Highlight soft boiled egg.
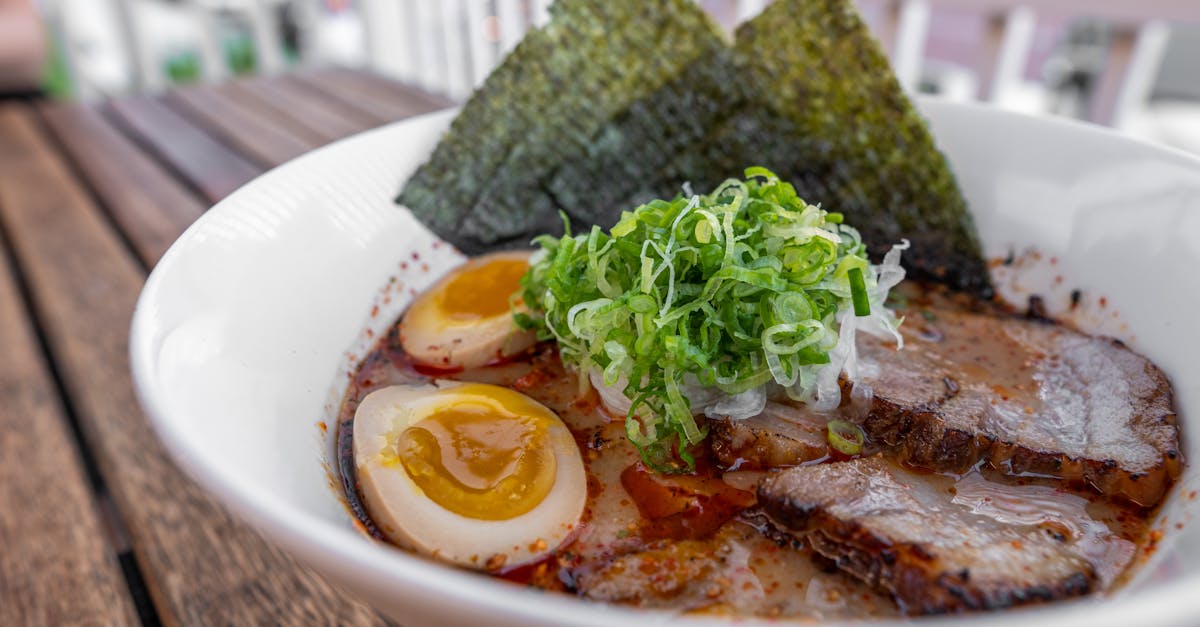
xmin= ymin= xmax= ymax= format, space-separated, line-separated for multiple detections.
xmin=353 ymin=380 xmax=586 ymax=571
xmin=399 ymin=251 xmax=537 ymax=370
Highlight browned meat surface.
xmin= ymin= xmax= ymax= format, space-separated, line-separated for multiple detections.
xmin=857 ymin=307 xmax=1181 ymax=506
xmin=709 ymin=401 xmax=829 ymax=470
xmin=577 ymin=534 xmax=730 ymax=608
xmin=758 ymin=457 xmax=1135 ymax=615
xmin=576 ymin=520 xmax=900 ymax=618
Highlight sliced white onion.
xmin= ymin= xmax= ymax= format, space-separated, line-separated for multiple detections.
xmin=704 ymin=385 xmax=767 ymax=420
xmin=678 ymin=375 xmax=724 ymax=413
xmin=810 ymin=309 xmax=855 ymax=412
xmin=858 ymin=239 xmax=909 ymax=347
xmin=590 ymin=368 xmax=632 ymax=417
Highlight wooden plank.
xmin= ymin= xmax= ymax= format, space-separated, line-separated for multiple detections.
xmin=227 ymin=74 xmax=380 ymax=144
xmin=37 ymin=102 xmax=206 ymax=268
xmin=200 ymin=80 xmax=332 ymax=149
xmin=0 ymin=103 xmax=387 ymax=626
xmin=107 ymin=96 xmax=262 ymax=204
xmin=292 ymin=67 xmax=453 ymax=125
xmin=165 ymin=85 xmax=317 ymax=168
xmin=0 ymin=202 xmax=137 ymax=626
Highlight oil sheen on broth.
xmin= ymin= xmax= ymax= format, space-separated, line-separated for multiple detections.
xmin=335 ymin=260 xmax=1165 ymax=619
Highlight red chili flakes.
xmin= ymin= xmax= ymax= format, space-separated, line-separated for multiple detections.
xmin=513 ymin=367 xmax=554 ymax=392
xmin=1144 ymin=529 xmax=1165 ymax=556
xmin=400 ymin=261 xmax=408 ymax=270
xmin=316 ymin=421 xmax=328 ymax=434
xmin=421 ymin=263 xmax=430 ymax=272
xmin=411 ymin=252 xmax=420 ymax=260
xmin=1099 ymin=296 xmax=1108 ymax=308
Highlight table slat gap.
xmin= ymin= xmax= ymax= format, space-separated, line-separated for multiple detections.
xmin=163 ymin=86 xmax=317 ymax=168
xmin=273 ymin=73 xmax=397 ymax=127
xmin=208 ymin=80 xmax=333 ymax=148
xmin=36 ymin=102 xmax=206 ymax=268
xmin=31 ymin=106 xmax=153 ymax=274
xmin=225 ymin=75 xmax=378 ymax=143
xmin=293 ymin=67 xmax=455 ymax=123
xmin=0 ymin=102 xmax=388 ymax=626
xmin=0 ymin=129 xmax=140 ymax=626
xmin=104 ymin=96 xmax=263 ymax=204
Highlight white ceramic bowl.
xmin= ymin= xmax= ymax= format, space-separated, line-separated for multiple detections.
xmin=131 ymin=100 xmax=1200 ymax=626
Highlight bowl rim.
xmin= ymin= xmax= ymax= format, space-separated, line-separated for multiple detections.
xmin=130 ymin=100 xmax=1200 ymax=626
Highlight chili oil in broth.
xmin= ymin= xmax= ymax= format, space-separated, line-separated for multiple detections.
xmin=334 ymin=285 xmax=1163 ymax=619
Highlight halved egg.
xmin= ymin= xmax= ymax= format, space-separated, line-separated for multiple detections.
xmin=399 ymin=251 xmax=537 ymax=370
xmin=353 ymin=381 xmax=586 ymax=571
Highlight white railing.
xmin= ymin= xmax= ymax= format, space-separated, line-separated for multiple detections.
xmin=45 ymin=0 xmax=1200 ymax=128
xmin=350 ymin=0 xmax=1197 ymax=127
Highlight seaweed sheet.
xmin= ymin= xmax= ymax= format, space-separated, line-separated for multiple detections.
xmin=397 ymin=0 xmax=990 ymax=293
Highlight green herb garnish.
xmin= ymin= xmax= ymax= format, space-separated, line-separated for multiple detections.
xmin=517 ymin=168 xmax=904 ymax=471
xmin=827 ymin=419 xmax=866 ymax=456
xmin=848 ymin=267 xmax=870 ymax=316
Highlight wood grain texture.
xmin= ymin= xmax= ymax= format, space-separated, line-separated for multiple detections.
xmin=165 ymin=85 xmax=317 ymax=167
xmin=293 ymin=67 xmax=453 ymax=125
xmin=0 ymin=103 xmax=387 ymax=626
xmin=37 ymin=102 xmax=206 ymax=268
xmin=228 ymin=74 xmax=380 ymax=144
xmin=0 ymin=194 xmax=137 ymax=627
xmin=106 ymin=96 xmax=262 ymax=204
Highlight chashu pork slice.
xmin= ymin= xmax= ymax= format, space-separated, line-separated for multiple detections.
xmin=857 ymin=307 xmax=1181 ymax=506
xmin=709 ymin=401 xmax=830 ymax=470
xmin=758 ymin=456 xmax=1135 ymax=615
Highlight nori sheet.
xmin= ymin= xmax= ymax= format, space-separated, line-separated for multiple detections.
xmin=397 ymin=0 xmax=729 ymax=248
xmin=397 ymin=0 xmax=990 ymax=293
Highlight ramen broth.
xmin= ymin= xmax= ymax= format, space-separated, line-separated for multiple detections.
xmin=335 ymin=295 xmax=1161 ymax=619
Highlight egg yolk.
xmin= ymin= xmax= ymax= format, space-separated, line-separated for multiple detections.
xmin=394 ymin=390 xmax=556 ymax=520
xmin=437 ymin=258 xmax=528 ymax=321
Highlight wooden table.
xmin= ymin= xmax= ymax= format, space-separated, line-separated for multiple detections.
xmin=0 ymin=68 xmax=450 ymax=626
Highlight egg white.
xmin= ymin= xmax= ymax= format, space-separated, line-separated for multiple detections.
xmin=353 ymin=380 xmax=586 ymax=570
xmin=399 ymin=251 xmax=537 ymax=370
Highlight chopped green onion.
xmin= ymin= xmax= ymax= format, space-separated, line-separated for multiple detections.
xmin=518 ymin=167 xmax=894 ymax=471
xmin=827 ymin=419 xmax=865 ymax=456
xmin=848 ymin=267 xmax=870 ymax=317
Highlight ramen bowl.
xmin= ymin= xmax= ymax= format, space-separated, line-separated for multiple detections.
xmin=130 ymin=100 xmax=1200 ymax=626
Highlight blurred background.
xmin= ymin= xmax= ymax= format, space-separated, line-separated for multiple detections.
xmin=4 ymin=0 xmax=1200 ymax=154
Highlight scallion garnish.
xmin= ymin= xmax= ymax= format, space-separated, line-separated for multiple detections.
xmin=516 ymin=167 xmax=903 ymax=471
xmin=827 ymin=419 xmax=865 ymax=456
xmin=848 ymin=267 xmax=871 ymax=317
